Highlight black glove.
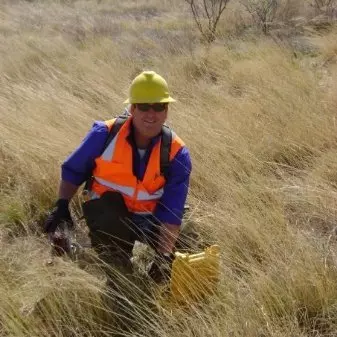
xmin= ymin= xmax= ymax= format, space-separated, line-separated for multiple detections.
xmin=148 ymin=252 xmax=174 ymax=284
xmin=44 ymin=199 xmax=73 ymax=233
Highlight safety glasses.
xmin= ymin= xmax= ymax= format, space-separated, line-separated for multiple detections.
xmin=136 ymin=103 xmax=167 ymax=112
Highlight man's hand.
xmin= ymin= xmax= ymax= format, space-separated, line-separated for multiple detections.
xmin=157 ymin=223 xmax=180 ymax=255
xmin=44 ymin=199 xmax=74 ymax=233
xmin=148 ymin=252 xmax=174 ymax=283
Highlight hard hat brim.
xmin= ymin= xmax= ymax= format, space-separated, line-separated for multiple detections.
xmin=124 ymin=96 xmax=176 ymax=104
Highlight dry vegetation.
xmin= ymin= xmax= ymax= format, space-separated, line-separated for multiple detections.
xmin=1 ymin=0 xmax=337 ymax=336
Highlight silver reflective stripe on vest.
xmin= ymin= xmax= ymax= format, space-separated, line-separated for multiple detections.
xmin=89 ymin=191 xmax=100 ymax=200
xmin=93 ymin=177 xmax=135 ymax=197
xmin=101 ymin=133 xmax=118 ymax=161
xmin=134 ymin=211 xmax=152 ymax=215
xmin=137 ymin=188 xmax=164 ymax=201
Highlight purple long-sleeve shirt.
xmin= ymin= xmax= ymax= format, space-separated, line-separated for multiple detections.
xmin=61 ymin=120 xmax=192 ymax=226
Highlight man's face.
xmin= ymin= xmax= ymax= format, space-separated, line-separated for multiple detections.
xmin=131 ymin=103 xmax=168 ymax=139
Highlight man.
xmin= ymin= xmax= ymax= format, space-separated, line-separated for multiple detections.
xmin=44 ymin=71 xmax=192 ymax=283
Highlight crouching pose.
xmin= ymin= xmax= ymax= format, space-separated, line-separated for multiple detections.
xmin=44 ymin=71 xmax=192 ymax=283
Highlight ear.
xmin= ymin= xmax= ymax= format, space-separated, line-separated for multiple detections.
xmin=130 ymin=104 xmax=136 ymax=115
xmin=164 ymin=104 xmax=169 ymax=116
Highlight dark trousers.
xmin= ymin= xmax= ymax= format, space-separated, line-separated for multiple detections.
xmin=82 ymin=192 xmax=161 ymax=334
xmin=82 ymin=191 xmax=159 ymax=273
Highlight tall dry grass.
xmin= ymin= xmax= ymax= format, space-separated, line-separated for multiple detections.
xmin=1 ymin=0 xmax=337 ymax=336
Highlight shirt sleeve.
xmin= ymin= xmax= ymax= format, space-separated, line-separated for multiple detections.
xmin=61 ymin=121 xmax=109 ymax=186
xmin=153 ymin=146 xmax=192 ymax=226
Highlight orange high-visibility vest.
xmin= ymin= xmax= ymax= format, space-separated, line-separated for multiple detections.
xmin=90 ymin=117 xmax=185 ymax=215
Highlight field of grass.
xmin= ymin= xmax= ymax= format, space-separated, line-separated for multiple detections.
xmin=1 ymin=0 xmax=337 ymax=336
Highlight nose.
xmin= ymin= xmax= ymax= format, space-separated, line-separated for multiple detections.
xmin=145 ymin=109 xmax=156 ymax=118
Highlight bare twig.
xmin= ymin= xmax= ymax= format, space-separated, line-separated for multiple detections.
xmin=184 ymin=0 xmax=230 ymax=43
xmin=241 ymin=0 xmax=279 ymax=34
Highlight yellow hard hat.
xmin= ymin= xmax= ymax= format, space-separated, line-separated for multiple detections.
xmin=124 ymin=71 xmax=176 ymax=104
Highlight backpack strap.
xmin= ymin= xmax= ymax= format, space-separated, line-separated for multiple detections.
xmin=160 ymin=125 xmax=172 ymax=180
xmin=103 ymin=115 xmax=128 ymax=151
xmin=83 ymin=115 xmax=128 ymax=192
